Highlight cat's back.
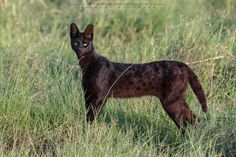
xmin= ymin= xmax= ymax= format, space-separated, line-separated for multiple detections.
xmin=110 ymin=60 xmax=188 ymax=77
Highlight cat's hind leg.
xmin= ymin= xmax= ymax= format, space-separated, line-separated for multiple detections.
xmin=180 ymin=99 xmax=198 ymax=126
xmin=160 ymin=98 xmax=197 ymax=129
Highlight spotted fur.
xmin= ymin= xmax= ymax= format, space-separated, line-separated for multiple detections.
xmin=70 ymin=23 xmax=208 ymax=129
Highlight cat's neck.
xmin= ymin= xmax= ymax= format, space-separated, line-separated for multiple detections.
xmin=78 ymin=49 xmax=97 ymax=72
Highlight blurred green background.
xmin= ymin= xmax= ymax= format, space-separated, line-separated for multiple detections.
xmin=0 ymin=0 xmax=235 ymax=156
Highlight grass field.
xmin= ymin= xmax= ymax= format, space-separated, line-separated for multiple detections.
xmin=0 ymin=0 xmax=236 ymax=156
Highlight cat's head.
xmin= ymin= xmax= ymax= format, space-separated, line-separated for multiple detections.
xmin=70 ymin=23 xmax=94 ymax=58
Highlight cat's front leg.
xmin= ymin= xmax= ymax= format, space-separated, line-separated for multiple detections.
xmin=84 ymin=93 xmax=106 ymax=122
xmin=84 ymin=93 xmax=96 ymax=122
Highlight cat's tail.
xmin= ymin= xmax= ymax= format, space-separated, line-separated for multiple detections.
xmin=188 ymin=68 xmax=208 ymax=112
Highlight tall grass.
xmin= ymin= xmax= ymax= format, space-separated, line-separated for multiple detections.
xmin=0 ymin=0 xmax=235 ymax=156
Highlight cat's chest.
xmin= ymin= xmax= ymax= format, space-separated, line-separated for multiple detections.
xmin=82 ymin=71 xmax=97 ymax=88
xmin=82 ymin=66 xmax=110 ymax=93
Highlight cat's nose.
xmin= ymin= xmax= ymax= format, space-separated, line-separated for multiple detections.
xmin=79 ymin=47 xmax=83 ymax=50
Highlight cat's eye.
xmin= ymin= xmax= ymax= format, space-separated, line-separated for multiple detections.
xmin=74 ymin=42 xmax=78 ymax=46
xmin=83 ymin=42 xmax=88 ymax=47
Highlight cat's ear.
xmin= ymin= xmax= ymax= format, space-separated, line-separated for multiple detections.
xmin=84 ymin=24 xmax=93 ymax=41
xmin=70 ymin=23 xmax=79 ymax=38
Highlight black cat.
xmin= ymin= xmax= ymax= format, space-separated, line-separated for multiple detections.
xmin=70 ymin=23 xmax=208 ymax=129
